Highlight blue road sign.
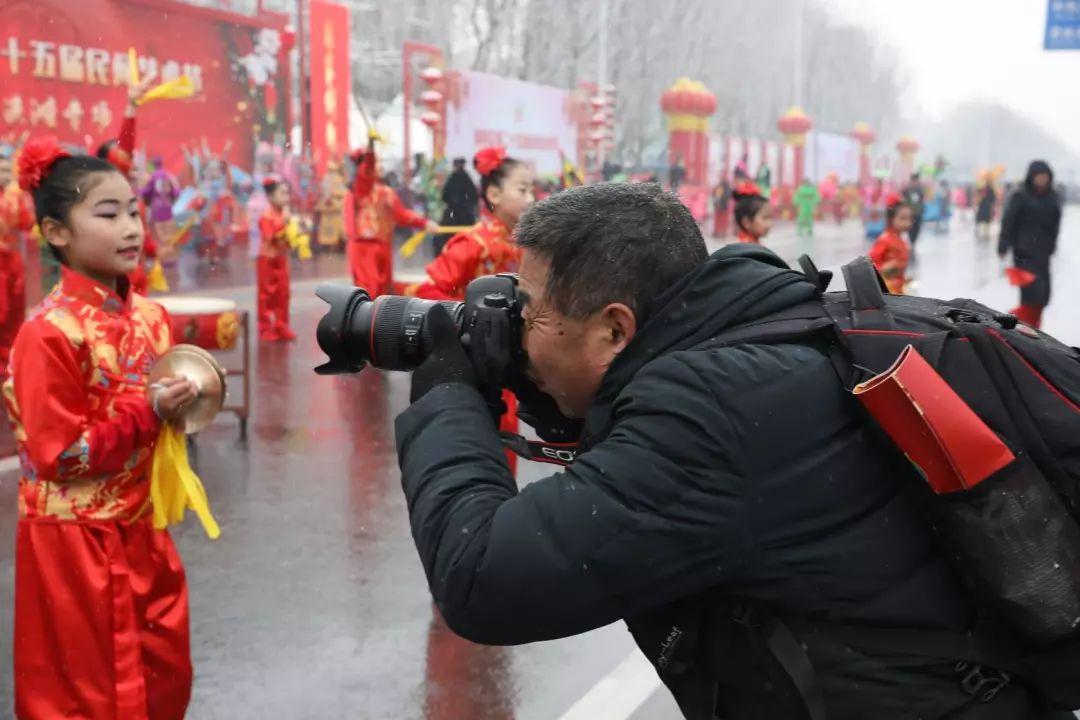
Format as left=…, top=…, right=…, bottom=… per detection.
left=1046, top=0, right=1080, bottom=49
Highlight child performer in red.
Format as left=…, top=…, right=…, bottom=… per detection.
left=6, top=137, right=198, bottom=720
left=869, top=193, right=913, bottom=295
left=347, top=136, right=438, bottom=296
left=409, top=146, right=534, bottom=473
left=256, top=175, right=296, bottom=341
left=0, top=154, right=34, bottom=372
left=732, top=181, right=773, bottom=245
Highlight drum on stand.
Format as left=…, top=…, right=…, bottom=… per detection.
left=156, top=296, right=250, bottom=439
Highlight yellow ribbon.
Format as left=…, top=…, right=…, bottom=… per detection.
left=399, top=226, right=472, bottom=258
left=136, top=76, right=196, bottom=106
left=147, top=260, right=169, bottom=292
left=150, top=425, right=220, bottom=539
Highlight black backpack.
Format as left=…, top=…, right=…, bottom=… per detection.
left=708, top=255, right=1080, bottom=714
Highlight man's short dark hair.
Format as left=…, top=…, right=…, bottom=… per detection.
left=515, top=183, right=707, bottom=322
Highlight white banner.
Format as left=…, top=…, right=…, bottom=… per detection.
left=444, top=71, right=578, bottom=177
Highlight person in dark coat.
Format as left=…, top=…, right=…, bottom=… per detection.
left=975, top=180, right=997, bottom=241
left=998, top=160, right=1062, bottom=329
left=433, top=157, right=479, bottom=255
left=396, top=183, right=1064, bottom=720
left=903, top=173, right=926, bottom=248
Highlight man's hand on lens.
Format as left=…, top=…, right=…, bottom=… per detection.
left=410, top=304, right=476, bottom=403
left=512, top=375, right=584, bottom=443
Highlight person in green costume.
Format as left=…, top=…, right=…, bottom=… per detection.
left=793, top=177, right=821, bottom=237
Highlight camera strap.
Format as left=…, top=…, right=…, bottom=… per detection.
left=499, top=432, right=579, bottom=467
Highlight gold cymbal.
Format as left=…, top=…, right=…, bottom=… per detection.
left=149, top=344, right=226, bottom=434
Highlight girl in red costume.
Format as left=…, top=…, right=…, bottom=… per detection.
left=347, top=135, right=438, bottom=296
left=869, top=193, right=913, bottom=295
left=732, top=181, right=773, bottom=245
left=411, top=146, right=535, bottom=472
left=256, top=175, right=296, bottom=341
left=0, top=153, right=34, bottom=373
left=6, top=137, right=198, bottom=720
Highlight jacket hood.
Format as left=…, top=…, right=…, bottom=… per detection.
left=1024, top=160, right=1054, bottom=192
left=584, top=244, right=817, bottom=435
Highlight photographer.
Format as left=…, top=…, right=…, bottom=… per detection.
left=394, top=184, right=1054, bottom=719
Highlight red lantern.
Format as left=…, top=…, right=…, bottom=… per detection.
left=589, top=112, right=606, bottom=127
left=896, top=136, right=920, bottom=155
left=590, top=95, right=606, bottom=111
left=777, top=107, right=812, bottom=141
left=588, top=129, right=605, bottom=142
left=420, top=67, right=444, bottom=88
left=420, top=111, right=441, bottom=129
left=421, top=90, right=442, bottom=110
left=850, top=122, right=876, bottom=146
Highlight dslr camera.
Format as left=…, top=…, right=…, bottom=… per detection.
left=314, top=274, right=525, bottom=393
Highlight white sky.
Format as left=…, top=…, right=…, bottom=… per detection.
left=825, top=0, right=1080, bottom=152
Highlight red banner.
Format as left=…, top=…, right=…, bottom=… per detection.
left=308, top=0, right=350, bottom=175
left=0, top=0, right=289, bottom=171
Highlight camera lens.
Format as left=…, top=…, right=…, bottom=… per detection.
left=314, top=282, right=463, bottom=375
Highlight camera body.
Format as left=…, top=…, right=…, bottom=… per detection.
left=314, top=274, right=525, bottom=392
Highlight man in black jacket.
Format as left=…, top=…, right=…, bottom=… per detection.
left=395, top=183, right=1060, bottom=719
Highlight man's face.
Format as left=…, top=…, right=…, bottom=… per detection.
left=517, top=250, right=636, bottom=419
left=1032, top=172, right=1051, bottom=192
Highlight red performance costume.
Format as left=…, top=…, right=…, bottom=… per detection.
left=347, top=144, right=427, bottom=296
left=870, top=227, right=911, bottom=295
left=735, top=229, right=760, bottom=245
left=870, top=194, right=911, bottom=295
left=4, top=267, right=190, bottom=720
left=257, top=200, right=295, bottom=341
left=410, top=193, right=521, bottom=473
left=0, top=181, right=34, bottom=371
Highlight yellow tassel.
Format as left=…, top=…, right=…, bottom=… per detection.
left=147, top=260, right=169, bottom=293
left=399, top=226, right=471, bottom=258
left=284, top=217, right=312, bottom=260
left=136, top=76, right=196, bottom=106
left=150, top=425, right=220, bottom=539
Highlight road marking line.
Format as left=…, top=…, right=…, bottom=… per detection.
left=557, top=650, right=662, bottom=720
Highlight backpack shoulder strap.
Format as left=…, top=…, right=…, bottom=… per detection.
left=841, top=256, right=897, bottom=331
left=709, top=301, right=835, bottom=349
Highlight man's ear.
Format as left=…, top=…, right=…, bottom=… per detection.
left=600, top=302, right=637, bottom=353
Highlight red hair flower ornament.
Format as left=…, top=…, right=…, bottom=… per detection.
left=18, top=136, right=71, bottom=192
left=474, top=146, right=507, bottom=176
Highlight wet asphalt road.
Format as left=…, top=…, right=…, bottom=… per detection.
left=0, top=211, right=1077, bottom=719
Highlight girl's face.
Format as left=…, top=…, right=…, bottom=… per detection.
left=270, top=183, right=290, bottom=209
left=891, top=205, right=914, bottom=233
left=744, top=203, right=773, bottom=238
left=44, top=170, right=143, bottom=288
left=488, top=164, right=535, bottom=228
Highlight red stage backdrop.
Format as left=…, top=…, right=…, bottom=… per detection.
left=308, top=0, right=350, bottom=175
left=0, top=0, right=288, bottom=170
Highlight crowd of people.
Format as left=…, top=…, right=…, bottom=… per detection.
left=0, top=67, right=1072, bottom=718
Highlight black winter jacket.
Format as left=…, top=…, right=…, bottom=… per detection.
left=395, top=245, right=1054, bottom=719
